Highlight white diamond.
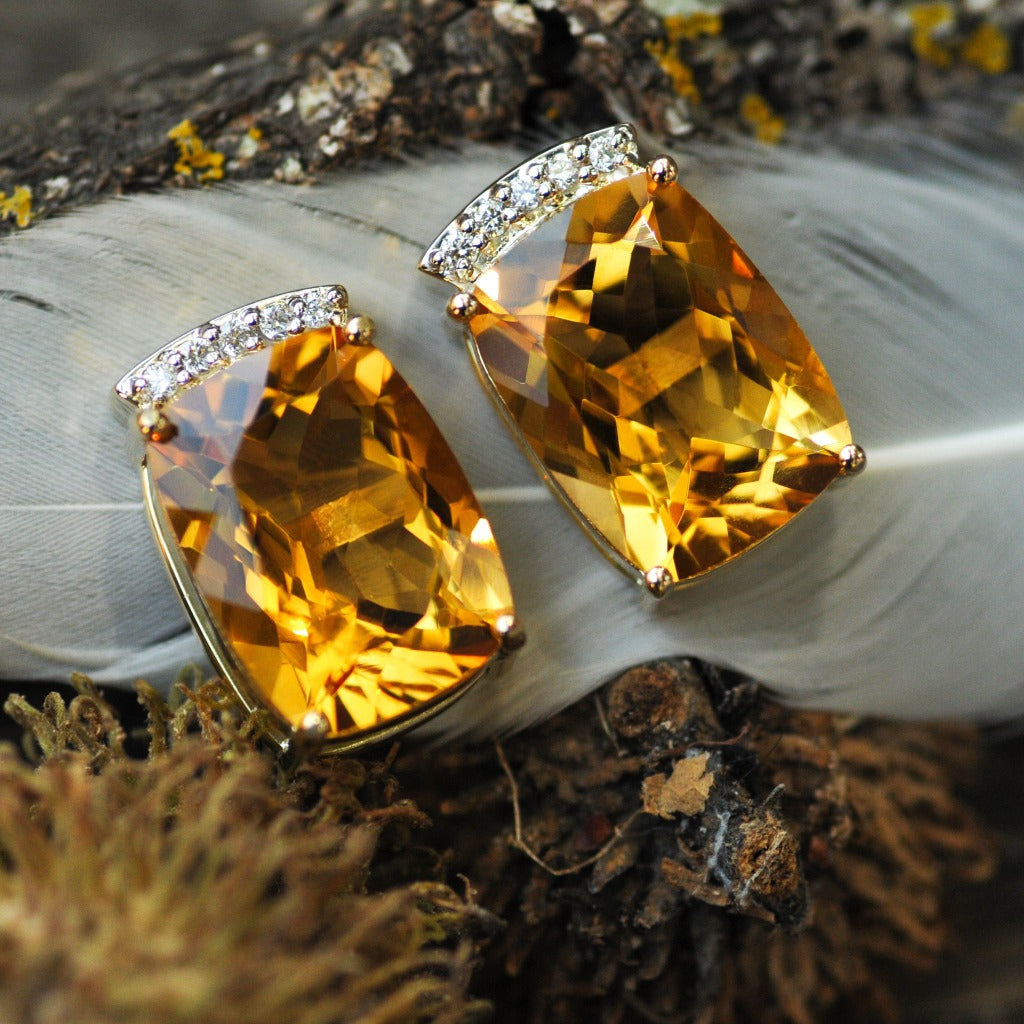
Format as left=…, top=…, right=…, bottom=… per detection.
left=545, top=151, right=578, bottom=192
left=302, top=289, right=341, bottom=328
left=587, top=136, right=621, bottom=172
left=143, top=361, right=176, bottom=402
left=180, top=333, right=220, bottom=376
left=467, top=199, right=503, bottom=236
left=260, top=300, right=301, bottom=340
left=509, top=174, right=539, bottom=212
left=220, top=310, right=261, bottom=355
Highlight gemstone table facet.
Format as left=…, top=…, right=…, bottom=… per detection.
left=145, top=325, right=513, bottom=739
left=466, top=170, right=852, bottom=586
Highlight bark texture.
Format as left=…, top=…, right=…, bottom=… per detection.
left=2, top=0, right=1022, bottom=233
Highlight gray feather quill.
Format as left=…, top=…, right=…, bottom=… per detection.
left=1, top=127, right=1022, bottom=730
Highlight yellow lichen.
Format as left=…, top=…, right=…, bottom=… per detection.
left=645, top=12, right=721, bottom=104
left=646, top=40, right=701, bottom=103
left=663, top=12, right=722, bottom=41
left=740, top=93, right=786, bottom=144
left=909, top=3, right=955, bottom=68
left=962, top=22, right=1012, bottom=74
left=168, top=119, right=225, bottom=183
left=0, top=185, right=33, bottom=228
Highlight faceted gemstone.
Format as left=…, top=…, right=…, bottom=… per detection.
left=146, top=325, right=513, bottom=739
left=467, top=170, right=852, bottom=586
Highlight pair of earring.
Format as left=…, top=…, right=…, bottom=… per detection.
left=114, top=125, right=864, bottom=755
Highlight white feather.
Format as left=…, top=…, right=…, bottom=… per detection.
left=1, top=128, right=1022, bottom=730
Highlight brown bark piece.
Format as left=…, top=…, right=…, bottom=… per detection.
left=642, top=751, right=714, bottom=818
left=412, top=661, right=996, bottom=1024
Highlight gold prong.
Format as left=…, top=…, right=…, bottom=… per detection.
left=447, top=292, right=479, bottom=321
left=300, top=709, right=330, bottom=739
left=838, top=443, right=867, bottom=477
left=644, top=566, right=673, bottom=599
left=494, top=614, right=526, bottom=653
left=343, top=314, right=376, bottom=346
left=282, top=709, right=331, bottom=765
left=136, top=407, right=177, bottom=444
left=646, top=155, right=678, bottom=185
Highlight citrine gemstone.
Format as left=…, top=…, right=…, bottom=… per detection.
left=146, top=326, right=513, bottom=740
left=467, top=171, right=852, bottom=585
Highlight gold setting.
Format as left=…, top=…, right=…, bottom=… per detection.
left=423, top=128, right=863, bottom=594
left=117, top=288, right=519, bottom=754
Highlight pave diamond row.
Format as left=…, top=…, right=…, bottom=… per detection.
left=115, top=286, right=349, bottom=408
left=419, top=124, right=641, bottom=287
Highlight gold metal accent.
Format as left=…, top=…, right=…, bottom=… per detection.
left=447, top=292, right=479, bottom=321
left=125, top=287, right=518, bottom=759
left=343, top=314, right=376, bottom=346
left=839, top=443, right=867, bottom=476
left=646, top=155, right=678, bottom=185
left=136, top=408, right=176, bottom=443
left=644, top=567, right=673, bottom=599
left=495, top=614, right=526, bottom=652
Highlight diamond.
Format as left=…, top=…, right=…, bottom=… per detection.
left=180, top=332, right=221, bottom=377
left=301, top=289, right=343, bottom=329
left=545, top=151, right=578, bottom=193
left=145, top=324, right=514, bottom=738
left=466, top=171, right=852, bottom=586
left=260, top=300, right=302, bottom=340
left=215, top=312, right=256, bottom=359
left=142, top=361, right=176, bottom=403
left=587, top=135, right=624, bottom=172
left=419, top=126, right=644, bottom=287
left=509, top=174, right=540, bottom=213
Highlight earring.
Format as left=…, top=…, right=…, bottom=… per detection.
left=114, top=286, right=520, bottom=754
left=420, top=125, right=865, bottom=598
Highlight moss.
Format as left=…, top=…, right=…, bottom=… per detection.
left=0, top=674, right=494, bottom=1024
left=0, top=664, right=997, bottom=1024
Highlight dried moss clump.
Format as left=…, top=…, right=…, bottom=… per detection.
left=0, top=674, right=494, bottom=1024
left=0, top=664, right=997, bottom=1024
left=419, top=661, right=996, bottom=1024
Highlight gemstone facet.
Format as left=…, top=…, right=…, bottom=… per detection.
left=144, top=324, right=514, bottom=741
left=464, top=170, right=852, bottom=587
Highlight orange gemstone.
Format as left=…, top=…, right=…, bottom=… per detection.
left=146, top=326, right=513, bottom=740
left=467, top=171, right=852, bottom=586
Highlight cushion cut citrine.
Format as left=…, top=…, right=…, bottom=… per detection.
left=467, top=171, right=852, bottom=585
left=146, top=325, right=513, bottom=739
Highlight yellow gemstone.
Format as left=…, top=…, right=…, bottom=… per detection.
left=146, top=326, right=513, bottom=740
left=468, top=171, right=852, bottom=585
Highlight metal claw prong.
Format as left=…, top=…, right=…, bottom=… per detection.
left=495, top=614, right=526, bottom=653
left=283, top=709, right=331, bottom=765
left=838, top=443, right=867, bottom=477
left=137, top=407, right=177, bottom=443
left=300, top=709, right=330, bottom=740
left=646, top=155, right=678, bottom=185
left=447, top=292, right=479, bottom=321
left=644, top=566, right=673, bottom=599
left=343, top=314, right=376, bottom=346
